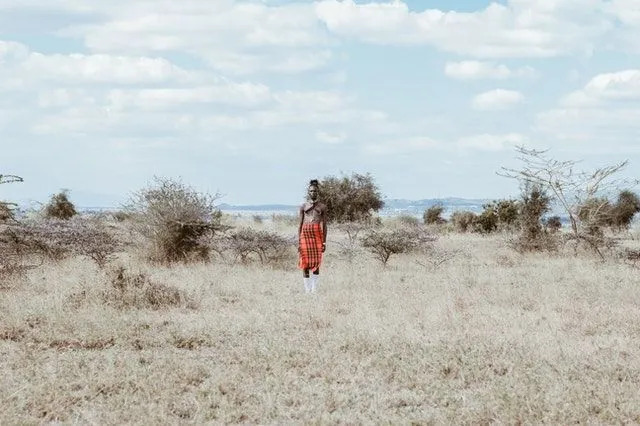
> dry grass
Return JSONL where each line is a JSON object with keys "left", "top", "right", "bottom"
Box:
{"left": 2, "top": 219, "right": 640, "bottom": 424}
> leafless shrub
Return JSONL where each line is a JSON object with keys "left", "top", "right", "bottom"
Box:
{"left": 333, "top": 221, "right": 370, "bottom": 262}
{"left": 219, "top": 228, "right": 294, "bottom": 265}
{"left": 390, "top": 214, "right": 420, "bottom": 228}
{"left": 0, "top": 218, "right": 122, "bottom": 267}
{"left": 103, "top": 266, "right": 194, "bottom": 310}
{"left": 252, "top": 214, "right": 264, "bottom": 224}
{"left": 272, "top": 214, "right": 297, "bottom": 226}
{"left": 362, "top": 227, "right": 435, "bottom": 266}
{"left": 127, "top": 177, "right": 227, "bottom": 263}
{"left": 416, "top": 247, "right": 461, "bottom": 271}
{"left": 620, "top": 248, "right": 640, "bottom": 268}
{"left": 112, "top": 211, "right": 132, "bottom": 222}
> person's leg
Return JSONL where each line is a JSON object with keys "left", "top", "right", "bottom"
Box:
{"left": 310, "top": 268, "right": 320, "bottom": 293}
{"left": 303, "top": 269, "right": 311, "bottom": 293}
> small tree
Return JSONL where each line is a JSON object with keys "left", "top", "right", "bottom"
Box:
{"left": 513, "top": 184, "right": 556, "bottom": 252}
{"left": 319, "top": 173, "right": 384, "bottom": 223}
{"left": 544, "top": 216, "right": 562, "bottom": 233}
{"left": 361, "top": 228, "right": 429, "bottom": 266}
{"left": 127, "top": 177, "right": 227, "bottom": 263}
{"left": 44, "top": 190, "right": 77, "bottom": 220}
{"left": 500, "top": 146, "right": 637, "bottom": 257}
{"left": 485, "top": 199, "right": 520, "bottom": 230}
{"left": 221, "top": 228, "right": 292, "bottom": 265}
{"left": 423, "top": 205, "right": 446, "bottom": 225}
{"left": 0, "top": 174, "right": 23, "bottom": 223}
{"left": 611, "top": 190, "right": 640, "bottom": 230}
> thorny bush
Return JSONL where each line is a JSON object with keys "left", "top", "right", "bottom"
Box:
{"left": 127, "top": 177, "right": 227, "bottom": 263}
{"left": 361, "top": 227, "right": 435, "bottom": 266}
{"left": 218, "top": 228, "right": 294, "bottom": 265}
{"left": 0, "top": 218, "right": 122, "bottom": 268}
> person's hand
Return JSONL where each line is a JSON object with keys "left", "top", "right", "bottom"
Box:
{"left": 322, "top": 243, "right": 326, "bottom": 253}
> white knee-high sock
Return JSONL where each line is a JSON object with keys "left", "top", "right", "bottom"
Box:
{"left": 303, "top": 277, "right": 311, "bottom": 293}
{"left": 311, "top": 274, "right": 319, "bottom": 292}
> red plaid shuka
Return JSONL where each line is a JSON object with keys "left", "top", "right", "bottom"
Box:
{"left": 298, "top": 222, "right": 324, "bottom": 272}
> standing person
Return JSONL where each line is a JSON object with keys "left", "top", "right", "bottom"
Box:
{"left": 298, "top": 179, "right": 327, "bottom": 293}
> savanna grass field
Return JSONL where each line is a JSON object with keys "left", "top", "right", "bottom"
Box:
{"left": 2, "top": 206, "right": 640, "bottom": 424}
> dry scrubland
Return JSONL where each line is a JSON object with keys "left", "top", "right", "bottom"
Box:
{"left": 2, "top": 215, "right": 640, "bottom": 424}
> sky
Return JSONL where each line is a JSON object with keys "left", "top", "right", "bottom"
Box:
{"left": 1, "top": 0, "right": 639, "bottom": 207}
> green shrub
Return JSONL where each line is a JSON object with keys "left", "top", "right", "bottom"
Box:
{"left": 423, "top": 205, "right": 446, "bottom": 225}
{"left": 44, "top": 190, "right": 77, "bottom": 220}
{"left": 395, "top": 214, "right": 420, "bottom": 227}
{"left": 474, "top": 207, "right": 498, "bottom": 234}
{"left": 611, "top": 190, "right": 640, "bottom": 230}
{"left": 513, "top": 184, "right": 557, "bottom": 252}
{"left": 319, "top": 173, "right": 384, "bottom": 223}
{"left": 450, "top": 211, "right": 477, "bottom": 233}
{"left": 544, "top": 216, "right": 562, "bottom": 233}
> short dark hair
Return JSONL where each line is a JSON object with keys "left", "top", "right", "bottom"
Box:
{"left": 309, "top": 179, "right": 319, "bottom": 188}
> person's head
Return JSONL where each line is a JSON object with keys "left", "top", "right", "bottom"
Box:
{"left": 308, "top": 179, "right": 319, "bottom": 201}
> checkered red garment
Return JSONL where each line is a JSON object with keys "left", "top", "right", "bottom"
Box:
{"left": 298, "top": 223, "right": 324, "bottom": 272}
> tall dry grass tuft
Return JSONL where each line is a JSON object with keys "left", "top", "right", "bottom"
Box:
{"left": 102, "top": 266, "right": 195, "bottom": 310}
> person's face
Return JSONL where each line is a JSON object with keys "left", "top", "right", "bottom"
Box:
{"left": 308, "top": 186, "right": 318, "bottom": 201}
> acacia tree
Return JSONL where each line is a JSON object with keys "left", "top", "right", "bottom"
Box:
{"left": 0, "top": 174, "right": 23, "bottom": 222}
{"left": 500, "top": 146, "right": 637, "bottom": 256}
{"left": 319, "top": 173, "right": 384, "bottom": 223}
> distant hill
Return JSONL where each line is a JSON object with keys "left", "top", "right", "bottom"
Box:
{"left": 217, "top": 198, "right": 490, "bottom": 217}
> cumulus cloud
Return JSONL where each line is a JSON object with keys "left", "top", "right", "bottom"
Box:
{"left": 445, "top": 61, "right": 536, "bottom": 80}
{"left": 457, "top": 133, "right": 528, "bottom": 151}
{"left": 49, "top": 1, "right": 332, "bottom": 75}
{"left": 365, "top": 137, "right": 441, "bottom": 155}
{"left": 472, "top": 89, "right": 524, "bottom": 111}
{"left": 315, "top": 130, "right": 347, "bottom": 144}
{"left": 316, "top": 0, "right": 623, "bottom": 58}
{"left": 0, "top": 38, "right": 385, "bottom": 138}
{"left": 561, "top": 69, "right": 640, "bottom": 107}
{"left": 538, "top": 69, "right": 640, "bottom": 144}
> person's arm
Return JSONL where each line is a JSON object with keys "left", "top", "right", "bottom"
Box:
{"left": 322, "top": 204, "right": 328, "bottom": 252}
{"left": 298, "top": 205, "right": 304, "bottom": 250}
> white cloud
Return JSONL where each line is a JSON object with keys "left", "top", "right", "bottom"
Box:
{"left": 457, "top": 133, "right": 528, "bottom": 151}
{"left": 315, "top": 130, "right": 347, "bottom": 144}
{"left": 365, "top": 137, "right": 441, "bottom": 155}
{"left": 316, "top": 0, "right": 618, "bottom": 58}
{"left": 558, "top": 69, "right": 640, "bottom": 109}
{"left": 0, "top": 38, "right": 385, "bottom": 138}
{"left": 472, "top": 89, "right": 524, "bottom": 111}
{"left": 538, "top": 69, "right": 640, "bottom": 144}
{"left": 51, "top": 1, "right": 332, "bottom": 75}
{"left": 445, "top": 61, "right": 536, "bottom": 80}
{"left": 24, "top": 53, "right": 198, "bottom": 85}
